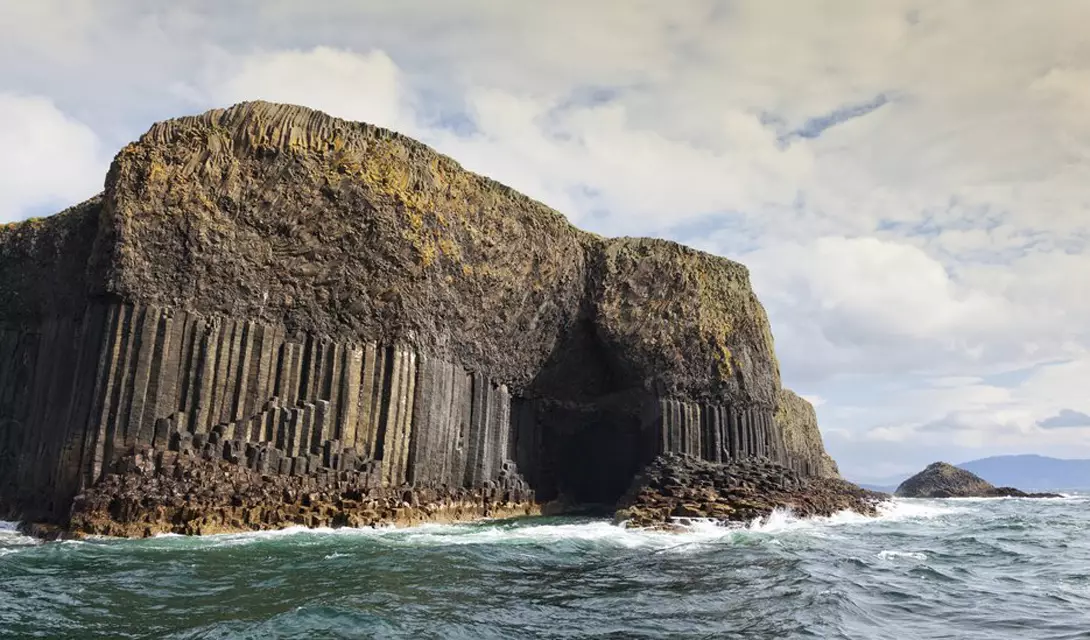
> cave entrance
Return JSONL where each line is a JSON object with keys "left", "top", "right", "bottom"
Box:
{"left": 522, "top": 315, "right": 660, "bottom": 508}
{"left": 532, "top": 398, "right": 659, "bottom": 508}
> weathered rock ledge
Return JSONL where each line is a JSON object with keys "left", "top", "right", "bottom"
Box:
{"left": 615, "top": 454, "right": 886, "bottom": 529}
{"left": 66, "top": 443, "right": 536, "bottom": 538}
{"left": 895, "top": 462, "right": 1063, "bottom": 499}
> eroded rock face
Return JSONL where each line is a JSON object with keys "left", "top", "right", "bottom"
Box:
{"left": 775, "top": 389, "right": 840, "bottom": 478}
{"left": 615, "top": 454, "right": 885, "bottom": 529}
{"left": 0, "top": 101, "right": 843, "bottom": 534}
{"left": 895, "top": 462, "right": 1062, "bottom": 498}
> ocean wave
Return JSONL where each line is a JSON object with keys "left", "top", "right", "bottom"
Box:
{"left": 876, "top": 499, "right": 964, "bottom": 520}
{"left": 877, "top": 549, "right": 928, "bottom": 561}
{"left": 942, "top": 494, "right": 1085, "bottom": 502}
{"left": 3, "top": 498, "right": 965, "bottom": 555}
{"left": 126, "top": 499, "right": 968, "bottom": 552}
{"left": 736, "top": 499, "right": 961, "bottom": 535}
{"left": 6, "top": 503, "right": 1090, "bottom": 638}
{"left": 0, "top": 520, "right": 38, "bottom": 556}
{"left": 150, "top": 519, "right": 735, "bottom": 552}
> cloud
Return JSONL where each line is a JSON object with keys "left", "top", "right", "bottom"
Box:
{"left": 0, "top": 1, "right": 1088, "bottom": 479}
{"left": 200, "top": 45, "right": 816, "bottom": 233}
{"left": 210, "top": 47, "right": 410, "bottom": 133}
{"left": 739, "top": 235, "right": 1026, "bottom": 384}
{"left": 787, "top": 93, "right": 892, "bottom": 141}
{"left": 1039, "top": 409, "right": 1090, "bottom": 429}
{"left": 0, "top": 93, "right": 106, "bottom": 222}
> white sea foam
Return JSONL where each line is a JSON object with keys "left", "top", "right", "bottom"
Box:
{"left": 946, "top": 494, "right": 1084, "bottom": 503}
{"left": 732, "top": 499, "right": 961, "bottom": 536}
{"left": 141, "top": 519, "right": 741, "bottom": 553}
{"left": 877, "top": 550, "right": 927, "bottom": 561}
{"left": 131, "top": 497, "right": 971, "bottom": 552}
{"left": 0, "top": 520, "right": 39, "bottom": 553}
{"left": 875, "top": 499, "right": 963, "bottom": 520}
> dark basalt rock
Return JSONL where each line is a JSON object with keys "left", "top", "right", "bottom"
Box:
{"left": 67, "top": 444, "right": 536, "bottom": 537}
{"left": 0, "top": 101, "right": 845, "bottom": 535}
{"left": 615, "top": 454, "right": 886, "bottom": 529}
{"left": 895, "top": 462, "right": 1063, "bottom": 498}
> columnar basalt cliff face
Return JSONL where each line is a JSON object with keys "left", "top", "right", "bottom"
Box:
{"left": 775, "top": 389, "right": 840, "bottom": 478}
{"left": 0, "top": 101, "right": 840, "bottom": 532}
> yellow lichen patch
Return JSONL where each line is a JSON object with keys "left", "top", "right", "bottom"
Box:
{"left": 195, "top": 190, "right": 216, "bottom": 212}
{"left": 147, "top": 161, "right": 167, "bottom": 185}
{"left": 417, "top": 240, "right": 437, "bottom": 267}
{"left": 437, "top": 237, "right": 461, "bottom": 261}
{"left": 715, "top": 341, "right": 734, "bottom": 376}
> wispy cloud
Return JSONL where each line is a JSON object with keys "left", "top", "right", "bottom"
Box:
{"left": 784, "top": 93, "right": 892, "bottom": 141}
{"left": 1039, "top": 409, "right": 1090, "bottom": 429}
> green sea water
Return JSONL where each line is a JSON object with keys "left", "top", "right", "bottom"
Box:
{"left": 2, "top": 496, "right": 1089, "bottom": 639}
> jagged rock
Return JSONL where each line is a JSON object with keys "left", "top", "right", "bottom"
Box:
{"left": 895, "top": 462, "right": 1063, "bottom": 498}
{"left": 0, "top": 101, "right": 844, "bottom": 535}
{"left": 615, "top": 454, "right": 886, "bottom": 529}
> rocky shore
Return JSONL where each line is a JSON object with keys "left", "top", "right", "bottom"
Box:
{"left": 895, "top": 462, "right": 1063, "bottom": 499}
{"left": 615, "top": 454, "right": 887, "bottom": 529}
{"left": 65, "top": 445, "right": 536, "bottom": 538}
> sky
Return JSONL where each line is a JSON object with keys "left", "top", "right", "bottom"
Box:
{"left": 1, "top": 1, "right": 1087, "bottom": 482}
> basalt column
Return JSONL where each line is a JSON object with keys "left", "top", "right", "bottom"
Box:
{"left": 0, "top": 299, "right": 548, "bottom": 521}
{"left": 655, "top": 399, "right": 790, "bottom": 470}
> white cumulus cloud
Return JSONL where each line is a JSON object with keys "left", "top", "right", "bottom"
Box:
{"left": 0, "top": 93, "right": 105, "bottom": 222}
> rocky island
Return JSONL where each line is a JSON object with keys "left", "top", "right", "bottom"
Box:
{"left": 0, "top": 101, "right": 871, "bottom": 537}
{"left": 895, "top": 462, "right": 1062, "bottom": 499}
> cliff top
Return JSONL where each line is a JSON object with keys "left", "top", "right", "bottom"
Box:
{"left": 120, "top": 102, "right": 753, "bottom": 276}
{"left": 1, "top": 100, "right": 779, "bottom": 405}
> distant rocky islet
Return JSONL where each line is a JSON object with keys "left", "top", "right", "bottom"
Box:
{"left": 895, "top": 462, "right": 1063, "bottom": 499}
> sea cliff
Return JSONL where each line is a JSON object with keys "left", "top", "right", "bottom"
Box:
{"left": 0, "top": 101, "right": 842, "bottom": 535}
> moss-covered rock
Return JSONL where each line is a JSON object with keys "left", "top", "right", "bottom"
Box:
{"left": 86, "top": 100, "right": 780, "bottom": 406}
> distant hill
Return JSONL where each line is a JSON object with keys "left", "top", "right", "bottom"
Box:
{"left": 850, "top": 455, "right": 1090, "bottom": 493}
{"left": 956, "top": 455, "right": 1090, "bottom": 491}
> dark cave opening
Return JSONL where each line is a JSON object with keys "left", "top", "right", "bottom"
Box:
{"left": 523, "top": 316, "right": 660, "bottom": 507}
{"left": 535, "top": 402, "right": 658, "bottom": 506}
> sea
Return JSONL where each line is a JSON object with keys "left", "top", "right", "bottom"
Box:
{"left": 2, "top": 495, "right": 1088, "bottom": 639}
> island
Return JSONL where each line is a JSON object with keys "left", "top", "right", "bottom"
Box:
{"left": 895, "top": 462, "right": 1063, "bottom": 498}
{"left": 0, "top": 101, "right": 879, "bottom": 537}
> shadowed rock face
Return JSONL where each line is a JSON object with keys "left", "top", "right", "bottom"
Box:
{"left": 0, "top": 101, "right": 840, "bottom": 533}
